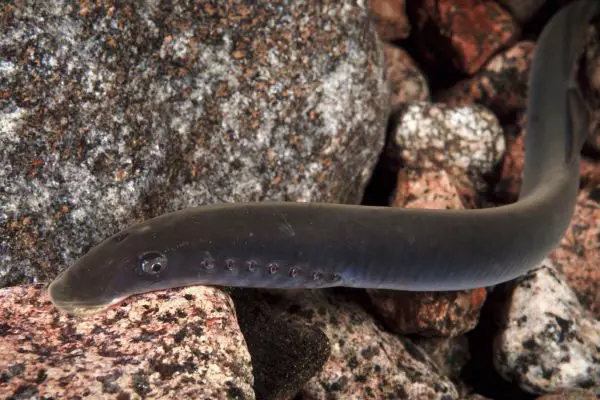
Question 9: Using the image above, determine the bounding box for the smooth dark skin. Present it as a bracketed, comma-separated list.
[49, 0, 598, 315]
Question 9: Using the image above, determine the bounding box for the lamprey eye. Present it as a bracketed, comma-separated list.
[140, 252, 168, 275]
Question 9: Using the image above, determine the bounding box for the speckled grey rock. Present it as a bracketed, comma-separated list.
[493, 261, 600, 395]
[383, 43, 430, 108]
[0, 0, 388, 286]
[0, 284, 254, 399]
[387, 103, 505, 192]
[268, 290, 460, 399]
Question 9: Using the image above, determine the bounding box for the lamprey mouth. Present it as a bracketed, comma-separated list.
[48, 298, 122, 316]
[48, 274, 126, 316]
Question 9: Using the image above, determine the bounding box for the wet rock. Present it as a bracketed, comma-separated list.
[391, 169, 478, 211]
[0, 0, 388, 286]
[271, 290, 460, 399]
[383, 43, 430, 108]
[0, 284, 254, 399]
[550, 188, 600, 318]
[387, 103, 505, 192]
[409, 0, 519, 74]
[493, 262, 600, 394]
[436, 42, 535, 118]
[368, 287, 487, 337]
[369, 0, 411, 41]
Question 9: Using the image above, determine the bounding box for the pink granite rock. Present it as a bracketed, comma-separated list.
[0, 284, 254, 399]
[391, 169, 476, 210]
[410, 0, 519, 74]
[368, 286, 487, 337]
[383, 43, 430, 108]
[369, 0, 411, 41]
[435, 41, 535, 118]
[550, 188, 600, 317]
[271, 290, 461, 399]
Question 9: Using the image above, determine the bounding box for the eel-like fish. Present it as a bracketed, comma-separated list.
[49, 0, 598, 315]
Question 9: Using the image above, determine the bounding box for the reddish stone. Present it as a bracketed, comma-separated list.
[369, 0, 411, 41]
[581, 158, 600, 188]
[495, 113, 600, 203]
[0, 285, 254, 399]
[494, 116, 526, 203]
[410, 0, 519, 75]
[436, 41, 535, 118]
[550, 188, 600, 317]
[374, 168, 486, 337]
[367, 287, 487, 337]
[391, 169, 476, 210]
[383, 43, 430, 108]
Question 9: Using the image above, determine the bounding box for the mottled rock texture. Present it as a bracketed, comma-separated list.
[408, 0, 519, 74]
[0, 0, 388, 286]
[383, 43, 430, 108]
[0, 285, 254, 399]
[273, 290, 460, 400]
[388, 103, 505, 192]
[393, 169, 464, 208]
[495, 114, 599, 317]
[494, 262, 600, 395]
[550, 188, 600, 318]
[436, 41, 535, 118]
[369, 0, 411, 41]
[368, 287, 487, 337]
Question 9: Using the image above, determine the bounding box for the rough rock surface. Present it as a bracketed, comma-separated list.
[414, 335, 471, 383]
[388, 103, 505, 192]
[271, 290, 460, 399]
[435, 41, 535, 118]
[0, 0, 388, 286]
[383, 43, 430, 108]
[408, 0, 519, 74]
[493, 262, 600, 395]
[550, 188, 600, 318]
[369, 0, 411, 41]
[494, 113, 599, 317]
[368, 287, 487, 337]
[0, 285, 254, 399]
[392, 169, 466, 209]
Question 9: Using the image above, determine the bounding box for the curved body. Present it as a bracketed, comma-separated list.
[49, 0, 598, 315]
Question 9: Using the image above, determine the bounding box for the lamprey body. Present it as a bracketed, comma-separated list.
[49, 0, 599, 315]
